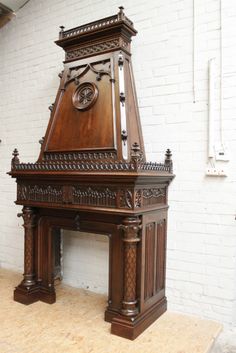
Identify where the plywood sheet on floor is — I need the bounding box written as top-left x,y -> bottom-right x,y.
0,269 -> 222,353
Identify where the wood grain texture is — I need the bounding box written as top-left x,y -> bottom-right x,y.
9,8 -> 174,340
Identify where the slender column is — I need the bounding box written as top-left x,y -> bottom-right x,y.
119,217 -> 142,316
18,206 -> 36,287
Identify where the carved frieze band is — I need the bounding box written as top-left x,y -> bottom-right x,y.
17,184 -> 166,209
72,186 -> 116,207
65,38 -> 129,61
135,188 -> 166,208
142,188 -> 166,207
17,184 -> 63,203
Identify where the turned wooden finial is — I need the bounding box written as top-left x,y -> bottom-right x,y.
118,6 -> 125,20
131,142 -> 143,167
11,148 -> 20,169
165,148 -> 173,172
59,25 -> 65,39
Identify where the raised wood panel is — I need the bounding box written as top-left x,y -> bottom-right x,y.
144,222 -> 155,300
142,213 -> 167,312
46,58 -> 115,152
156,220 -> 166,292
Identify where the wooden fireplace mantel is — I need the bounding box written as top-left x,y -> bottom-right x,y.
9,7 -> 174,340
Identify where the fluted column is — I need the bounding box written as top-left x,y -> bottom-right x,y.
119,217 -> 142,316
18,206 -> 36,287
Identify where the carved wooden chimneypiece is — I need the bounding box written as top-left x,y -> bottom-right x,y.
9,7 -> 174,340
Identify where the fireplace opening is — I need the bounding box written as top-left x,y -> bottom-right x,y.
52,229 -> 109,295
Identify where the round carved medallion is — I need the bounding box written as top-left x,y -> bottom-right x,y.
72,82 -> 98,111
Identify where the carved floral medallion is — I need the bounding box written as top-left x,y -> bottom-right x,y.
72,82 -> 98,111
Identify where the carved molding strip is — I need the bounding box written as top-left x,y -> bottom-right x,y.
65,38 -> 129,61
17,185 -> 63,203
72,186 -> 116,207
143,188 -> 165,199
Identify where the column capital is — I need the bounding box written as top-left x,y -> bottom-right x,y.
18,206 -> 36,229
119,217 -> 142,243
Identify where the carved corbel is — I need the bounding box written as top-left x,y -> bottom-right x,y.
58,70 -> 64,79
39,137 -> 45,149
48,103 -> 55,112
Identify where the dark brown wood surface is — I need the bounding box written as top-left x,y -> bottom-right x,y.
9,7 -> 174,340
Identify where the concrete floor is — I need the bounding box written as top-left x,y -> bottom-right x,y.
210,328 -> 236,353
0,268 -> 222,353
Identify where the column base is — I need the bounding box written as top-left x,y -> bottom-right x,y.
111,297 -> 167,340
105,307 -> 120,323
14,284 -> 56,305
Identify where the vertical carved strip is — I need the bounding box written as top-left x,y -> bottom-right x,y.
18,206 -> 36,287
119,217 -> 141,316
156,221 -> 165,292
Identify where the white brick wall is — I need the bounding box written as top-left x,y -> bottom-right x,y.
62,231 -> 109,293
0,0 -> 236,327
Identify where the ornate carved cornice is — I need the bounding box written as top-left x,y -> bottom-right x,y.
58,7 -> 135,41
55,7 -> 137,63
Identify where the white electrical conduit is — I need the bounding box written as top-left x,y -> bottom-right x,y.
208,58 -> 216,159
219,0 -> 224,146
192,0 -> 196,103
